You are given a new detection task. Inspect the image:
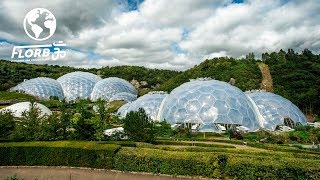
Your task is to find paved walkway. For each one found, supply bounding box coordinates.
[0,166,189,180]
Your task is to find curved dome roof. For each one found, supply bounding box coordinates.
[11,77,64,100]
[90,77,137,101]
[246,91,307,131]
[123,92,167,121]
[109,92,137,102]
[57,71,101,102]
[0,102,51,117]
[117,102,132,118]
[158,79,260,131]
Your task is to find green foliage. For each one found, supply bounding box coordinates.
[0,91,35,101]
[0,60,179,92]
[114,147,320,179]
[114,147,220,177]
[155,140,236,148]
[0,110,15,139]
[123,109,155,143]
[264,49,320,114]
[157,57,261,92]
[11,102,48,141]
[154,121,173,137]
[0,141,120,169]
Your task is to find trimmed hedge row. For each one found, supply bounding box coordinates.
[0,141,120,169]
[114,147,320,179]
[225,156,320,179]
[155,140,236,148]
[158,138,320,155]
[114,147,225,177]
[1,141,320,179]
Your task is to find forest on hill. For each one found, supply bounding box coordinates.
[0,49,319,115]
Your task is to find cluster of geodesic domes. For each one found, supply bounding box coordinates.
[10,71,137,102]
[10,73,307,132]
[118,78,307,132]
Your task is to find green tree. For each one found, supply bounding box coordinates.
[12,102,47,141]
[123,108,155,143]
[0,110,15,139]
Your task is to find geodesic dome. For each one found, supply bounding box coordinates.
[0,102,52,117]
[117,102,132,118]
[123,91,167,121]
[158,79,260,132]
[90,77,137,102]
[109,92,137,102]
[11,77,64,100]
[57,72,101,102]
[246,91,307,131]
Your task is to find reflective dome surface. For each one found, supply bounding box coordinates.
[109,92,137,102]
[119,92,167,121]
[246,91,307,131]
[57,72,101,102]
[91,77,137,101]
[11,77,64,100]
[158,79,260,131]
[0,102,52,117]
[117,102,132,118]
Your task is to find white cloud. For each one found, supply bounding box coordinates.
[1,0,320,70]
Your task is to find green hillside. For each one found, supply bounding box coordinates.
[0,60,180,91]
[0,49,319,115]
[156,57,262,92]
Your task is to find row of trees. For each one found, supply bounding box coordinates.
[0,100,112,141]
[262,49,320,115]
[0,60,180,91]
[0,100,173,142]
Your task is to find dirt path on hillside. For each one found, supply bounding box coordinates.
[0,166,188,180]
[258,63,273,91]
[180,140,269,151]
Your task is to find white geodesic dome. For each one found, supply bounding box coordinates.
[11,77,64,100]
[120,92,167,121]
[57,72,102,102]
[0,102,52,117]
[109,92,137,102]
[246,91,307,131]
[90,77,137,102]
[117,102,132,118]
[158,79,261,132]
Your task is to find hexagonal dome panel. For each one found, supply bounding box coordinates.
[57,72,102,102]
[158,79,260,131]
[119,91,167,121]
[117,102,132,118]
[90,77,137,102]
[11,77,64,100]
[246,91,307,131]
[109,92,137,102]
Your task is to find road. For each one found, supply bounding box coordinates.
[0,166,188,180]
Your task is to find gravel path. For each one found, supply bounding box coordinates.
[0,166,189,180]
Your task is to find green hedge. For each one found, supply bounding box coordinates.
[0,141,120,169]
[114,147,320,179]
[114,147,225,177]
[155,140,236,148]
[225,156,320,179]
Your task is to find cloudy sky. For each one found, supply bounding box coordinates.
[0,0,320,70]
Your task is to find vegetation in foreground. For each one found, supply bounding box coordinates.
[1,139,320,179]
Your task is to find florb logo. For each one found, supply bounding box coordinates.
[11,8,66,61]
[23,8,56,41]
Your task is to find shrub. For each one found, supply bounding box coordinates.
[0,141,120,169]
[155,140,236,148]
[0,110,15,139]
[123,109,155,143]
[114,147,221,178]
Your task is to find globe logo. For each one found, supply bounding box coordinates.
[23,8,56,41]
